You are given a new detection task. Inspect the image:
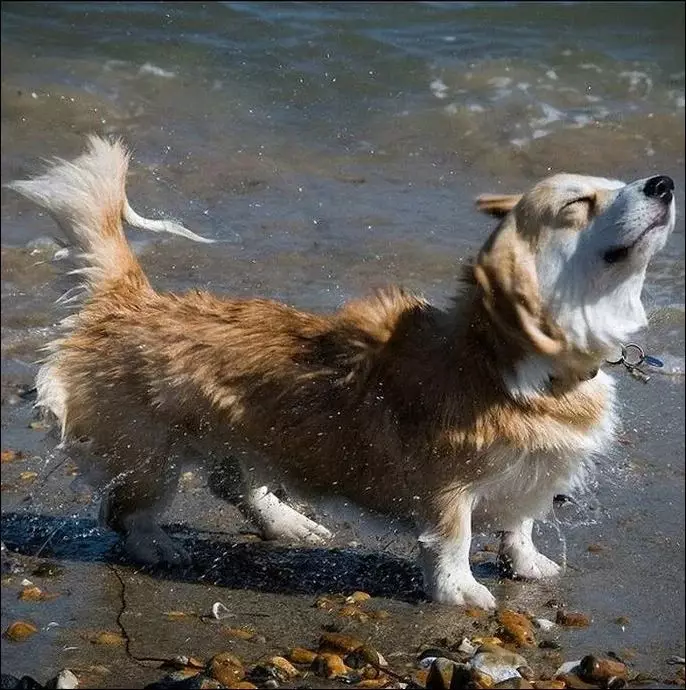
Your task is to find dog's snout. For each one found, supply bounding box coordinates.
[643,175,674,202]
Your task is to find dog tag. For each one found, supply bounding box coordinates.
[643,355,664,368]
[627,365,650,383]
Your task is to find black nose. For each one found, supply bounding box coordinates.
[643,175,674,202]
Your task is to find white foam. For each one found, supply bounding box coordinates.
[430,78,449,99]
[619,70,653,95]
[138,63,176,79]
[579,63,603,73]
[510,138,529,148]
[487,76,512,88]
[546,69,558,80]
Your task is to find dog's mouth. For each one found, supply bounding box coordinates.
[602,207,671,265]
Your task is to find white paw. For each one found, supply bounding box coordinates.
[432,575,497,610]
[500,550,561,580]
[261,503,333,545]
[123,526,190,567]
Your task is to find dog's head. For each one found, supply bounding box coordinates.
[474,173,676,390]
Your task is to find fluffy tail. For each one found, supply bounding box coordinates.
[7,135,212,290]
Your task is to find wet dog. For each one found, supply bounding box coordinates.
[8,136,675,608]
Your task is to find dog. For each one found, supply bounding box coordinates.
[8,136,675,609]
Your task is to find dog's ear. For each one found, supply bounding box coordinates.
[475,193,522,218]
[473,218,565,355]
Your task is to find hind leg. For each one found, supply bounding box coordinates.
[99,453,188,566]
[208,453,332,545]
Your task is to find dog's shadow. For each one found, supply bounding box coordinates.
[1,512,499,603]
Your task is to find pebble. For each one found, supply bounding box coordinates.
[90,631,125,645]
[471,650,528,685]
[319,632,365,654]
[54,670,79,689]
[457,638,478,657]
[532,618,556,632]
[532,682,565,689]
[346,645,387,670]
[338,604,370,622]
[346,591,372,605]
[425,658,471,690]
[19,585,59,602]
[579,655,628,683]
[285,647,318,664]
[556,610,591,627]
[222,627,258,641]
[263,657,299,681]
[208,652,245,687]
[493,679,533,689]
[3,621,38,642]
[1,450,22,463]
[311,653,349,679]
[667,657,686,665]
[497,610,536,647]
[555,660,582,676]
[556,673,598,689]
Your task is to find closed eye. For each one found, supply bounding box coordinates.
[562,196,595,211]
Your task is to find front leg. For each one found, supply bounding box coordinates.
[418,494,497,610]
[498,518,561,579]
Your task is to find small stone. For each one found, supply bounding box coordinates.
[426,658,471,690]
[578,655,628,683]
[319,632,365,654]
[472,637,503,647]
[1,450,22,463]
[556,673,597,689]
[285,648,317,665]
[555,661,582,676]
[471,650,527,685]
[19,585,59,602]
[19,472,38,482]
[497,610,536,647]
[28,421,50,431]
[314,594,345,610]
[90,631,125,645]
[532,682,565,689]
[311,653,348,679]
[54,670,79,689]
[345,645,387,670]
[667,657,686,665]
[338,604,370,622]
[345,591,371,605]
[356,680,392,689]
[264,657,299,681]
[587,543,606,553]
[457,638,478,657]
[222,626,256,641]
[532,618,556,632]
[209,652,245,687]
[369,609,391,621]
[163,611,192,620]
[556,610,591,627]
[3,621,38,642]
[493,679,533,689]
